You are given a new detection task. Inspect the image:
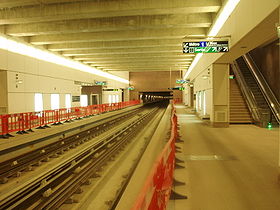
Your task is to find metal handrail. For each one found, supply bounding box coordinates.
[243,53,280,124]
[231,61,260,123]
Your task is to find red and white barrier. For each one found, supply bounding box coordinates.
[173,98,182,104]
[132,105,178,210]
[0,100,140,138]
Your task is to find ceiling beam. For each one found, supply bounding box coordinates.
[0,0,221,24]
[87,62,192,66]
[62,46,185,56]
[30,28,206,45]
[89,63,191,68]
[82,58,193,64]
[5,14,211,36]
[107,69,186,72]
[106,66,188,69]
[109,69,185,72]
[106,67,189,69]
[73,53,195,60]
[107,67,188,71]
[47,39,184,51]
[0,0,83,8]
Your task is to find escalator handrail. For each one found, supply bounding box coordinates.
[232,61,260,122]
[243,54,280,124]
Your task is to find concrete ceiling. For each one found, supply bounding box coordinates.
[0,0,223,72]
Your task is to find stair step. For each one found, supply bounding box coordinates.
[229,74,254,122]
[230,117,252,120]
[230,97,245,100]
[230,113,252,116]
[230,98,246,100]
[231,109,248,111]
[230,121,253,124]
[230,109,250,112]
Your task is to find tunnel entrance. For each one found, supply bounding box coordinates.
[140,91,173,103]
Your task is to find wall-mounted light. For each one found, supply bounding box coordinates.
[16,79,23,84]
[202,75,210,80]
[277,25,280,38]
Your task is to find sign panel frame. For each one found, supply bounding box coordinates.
[183,40,229,54]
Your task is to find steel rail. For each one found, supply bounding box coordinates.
[0,106,159,210]
[0,107,142,184]
[38,108,158,210]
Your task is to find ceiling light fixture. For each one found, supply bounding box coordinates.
[183,0,240,79]
[0,34,129,84]
[208,0,241,37]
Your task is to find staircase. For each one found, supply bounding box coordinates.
[230,79,253,123]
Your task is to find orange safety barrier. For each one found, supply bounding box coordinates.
[0,100,140,138]
[173,98,182,104]
[132,104,178,210]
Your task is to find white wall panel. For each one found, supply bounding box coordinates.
[7,52,25,73]
[102,91,122,104]
[24,56,38,75]
[38,60,54,77]
[0,49,8,70]
[0,44,127,113]
[43,94,51,110]
[60,94,66,108]
[7,71,25,93]
[24,93,35,112]
[8,93,25,113]
[24,74,39,92]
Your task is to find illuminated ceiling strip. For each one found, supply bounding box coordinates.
[0,34,129,84]
[183,0,240,79]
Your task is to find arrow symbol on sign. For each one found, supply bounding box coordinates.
[223,47,228,52]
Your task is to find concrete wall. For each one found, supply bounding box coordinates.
[102,90,122,104]
[129,71,183,100]
[130,71,181,92]
[250,39,280,101]
[81,86,103,105]
[183,67,212,117]
[0,49,129,113]
[0,70,8,114]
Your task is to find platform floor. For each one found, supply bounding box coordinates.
[168,105,280,210]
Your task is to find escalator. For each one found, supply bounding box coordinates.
[231,54,279,127]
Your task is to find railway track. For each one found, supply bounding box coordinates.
[0,104,164,210]
[0,107,142,184]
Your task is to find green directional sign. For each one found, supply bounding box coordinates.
[183,41,229,53]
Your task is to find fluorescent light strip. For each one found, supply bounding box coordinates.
[208,0,241,37]
[183,53,203,79]
[183,0,240,79]
[0,34,129,84]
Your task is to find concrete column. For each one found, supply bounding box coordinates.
[210,64,229,127]
[183,85,189,106]
[123,89,129,101]
[0,70,8,114]
[173,90,182,101]
[129,90,139,101]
